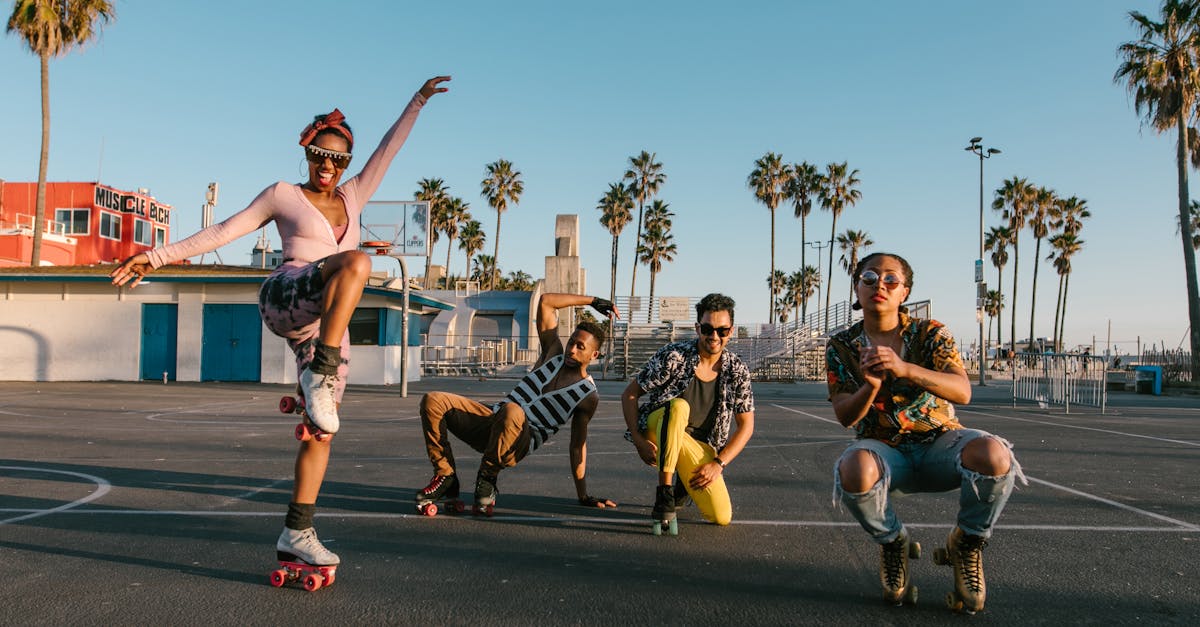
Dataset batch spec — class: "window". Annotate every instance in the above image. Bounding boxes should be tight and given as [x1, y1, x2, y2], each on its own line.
[134, 219, 153, 245]
[55, 208, 90, 235]
[348, 308, 380, 345]
[154, 226, 166, 248]
[99, 212, 122, 240]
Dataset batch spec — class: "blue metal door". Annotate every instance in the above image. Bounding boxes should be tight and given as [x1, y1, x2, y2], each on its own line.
[201, 304, 262, 381]
[141, 304, 178, 381]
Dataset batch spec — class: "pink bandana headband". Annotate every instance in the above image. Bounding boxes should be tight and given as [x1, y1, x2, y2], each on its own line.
[299, 108, 354, 147]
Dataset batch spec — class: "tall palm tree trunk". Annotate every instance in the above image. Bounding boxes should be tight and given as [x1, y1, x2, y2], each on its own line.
[609, 234, 620, 307]
[1059, 273, 1071, 349]
[629, 201, 644, 305]
[824, 219, 836, 330]
[800, 217, 808, 320]
[444, 240, 453, 288]
[768, 208, 776, 325]
[491, 210, 502, 290]
[996, 267, 1004, 354]
[1010, 238, 1020, 356]
[31, 52, 51, 267]
[1028, 236, 1043, 350]
[1175, 110, 1200, 380]
[1052, 273, 1065, 351]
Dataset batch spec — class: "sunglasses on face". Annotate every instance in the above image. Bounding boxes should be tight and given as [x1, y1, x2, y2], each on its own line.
[305, 145, 353, 169]
[858, 270, 906, 288]
[698, 323, 734, 338]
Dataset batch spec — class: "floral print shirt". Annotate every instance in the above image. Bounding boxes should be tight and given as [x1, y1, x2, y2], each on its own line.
[635, 340, 755, 449]
[826, 313, 965, 443]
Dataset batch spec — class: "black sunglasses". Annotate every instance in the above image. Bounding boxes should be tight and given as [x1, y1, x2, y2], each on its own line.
[698, 323, 733, 338]
[305, 145, 353, 169]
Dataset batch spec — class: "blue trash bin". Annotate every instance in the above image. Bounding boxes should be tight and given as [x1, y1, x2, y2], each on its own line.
[1132, 365, 1162, 395]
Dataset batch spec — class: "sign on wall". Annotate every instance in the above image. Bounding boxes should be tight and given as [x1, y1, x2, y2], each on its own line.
[659, 297, 691, 322]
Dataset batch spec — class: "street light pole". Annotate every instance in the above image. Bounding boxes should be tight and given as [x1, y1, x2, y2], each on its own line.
[808, 239, 832, 332]
[965, 138, 1000, 387]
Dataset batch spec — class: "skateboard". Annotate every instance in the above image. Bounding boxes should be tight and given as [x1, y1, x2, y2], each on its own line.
[416, 494, 466, 517]
[885, 540, 921, 606]
[278, 393, 332, 442]
[932, 546, 979, 614]
[269, 558, 337, 592]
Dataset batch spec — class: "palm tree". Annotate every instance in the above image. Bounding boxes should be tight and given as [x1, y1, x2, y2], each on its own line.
[993, 177, 1034, 352]
[458, 219, 486, 287]
[471, 253, 499, 288]
[1178, 200, 1200, 248]
[623, 151, 666, 305]
[637, 200, 677, 323]
[1116, 0, 1200, 379]
[597, 182, 634, 312]
[414, 177, 450, 287]
[984, 289, 1004, 357]
[748, 152, 791, 324]
[1048, 232, 1084, 351]
[985, 225, 1014, 353]
[837, 228, 874, 304]
[819, 162, 862, 329]
[1026, 185, 1057, 351]
[441, 197, 470, 288]
[480, 159, 524, 290]
[792, 265, 821, 328]
[786, 162, 822, 318]
[506, 270, 534, 291]
[7, 0, 115, 266]
[1050, 196, 1091, 349]
[766, 269, 787, 324]
[775, 290, 794, 325]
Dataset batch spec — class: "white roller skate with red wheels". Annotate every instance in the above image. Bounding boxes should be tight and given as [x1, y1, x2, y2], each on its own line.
[269, 527, 339, 592]
[415, 474, 465, 516]
[278, 390, 332, 443]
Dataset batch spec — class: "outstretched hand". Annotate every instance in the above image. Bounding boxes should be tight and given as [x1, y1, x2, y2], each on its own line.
[590, 297, 620, 319]
[419, 76, 451, 99]
[110, 253, 153, 288]
[579, 495, 617, 509]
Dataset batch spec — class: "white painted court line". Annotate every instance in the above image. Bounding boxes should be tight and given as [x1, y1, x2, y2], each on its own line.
[0, 466, 111, 526]
[772, 404, 840, 425]
[964, 409, 1200, 447]
[0, 508, 1193, 533]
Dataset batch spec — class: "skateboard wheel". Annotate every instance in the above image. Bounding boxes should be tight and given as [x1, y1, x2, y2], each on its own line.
[303, 573, 324, 592]
[269, 569, 288, 587]
[279, 396, 296, 414]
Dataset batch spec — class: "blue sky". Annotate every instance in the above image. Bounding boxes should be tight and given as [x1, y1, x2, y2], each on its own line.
[0, 0, 1184, 355]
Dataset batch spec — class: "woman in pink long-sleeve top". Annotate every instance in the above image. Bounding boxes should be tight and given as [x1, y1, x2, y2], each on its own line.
[111, 75, 450, 567]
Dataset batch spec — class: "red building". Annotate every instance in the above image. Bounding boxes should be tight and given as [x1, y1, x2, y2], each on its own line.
[0, 180, 172, 266]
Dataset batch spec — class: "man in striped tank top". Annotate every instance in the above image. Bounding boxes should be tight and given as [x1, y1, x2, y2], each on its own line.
[417, 293, 621, 515]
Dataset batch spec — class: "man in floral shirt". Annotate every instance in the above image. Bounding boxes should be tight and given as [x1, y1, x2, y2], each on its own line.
[621, 293, 755, 534]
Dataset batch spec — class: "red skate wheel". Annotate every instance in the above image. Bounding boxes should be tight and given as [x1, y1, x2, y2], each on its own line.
[295, 423, 312, 441]
[451, 500, 466, 514]
[269, 569, 288, 587]
[303, 573, 324, 592]
[279, 396, 296, 414]
[324, 570, 336, 586]
[484, 504, 494, 517]
[424, 503, 438, 517]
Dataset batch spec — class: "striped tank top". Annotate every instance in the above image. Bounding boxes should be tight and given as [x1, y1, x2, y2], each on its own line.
[500, 354, 597, 451]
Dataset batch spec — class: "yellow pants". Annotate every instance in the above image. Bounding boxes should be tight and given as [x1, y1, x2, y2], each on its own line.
[646, 398, 732, 525]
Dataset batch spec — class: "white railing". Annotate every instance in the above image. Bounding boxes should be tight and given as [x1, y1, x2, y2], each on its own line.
[1011, 352, 1108, 413]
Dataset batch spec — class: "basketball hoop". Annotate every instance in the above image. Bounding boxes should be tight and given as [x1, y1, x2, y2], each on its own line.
[360, 240, 394, 256]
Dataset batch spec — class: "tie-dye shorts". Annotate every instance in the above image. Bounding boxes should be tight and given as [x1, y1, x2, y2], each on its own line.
[258, 259, 350, 401]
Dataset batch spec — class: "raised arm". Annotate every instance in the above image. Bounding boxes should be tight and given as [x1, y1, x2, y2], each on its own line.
[347, 76, 450, 201]
[533, 293, 619, 365]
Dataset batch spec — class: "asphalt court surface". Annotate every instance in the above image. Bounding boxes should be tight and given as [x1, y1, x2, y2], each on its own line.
[1, 377, 1198, 625]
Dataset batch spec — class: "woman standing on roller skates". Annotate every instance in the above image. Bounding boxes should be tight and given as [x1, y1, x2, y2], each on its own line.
[826, 252, 1024, 613]
[111, 75, 450, 570]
